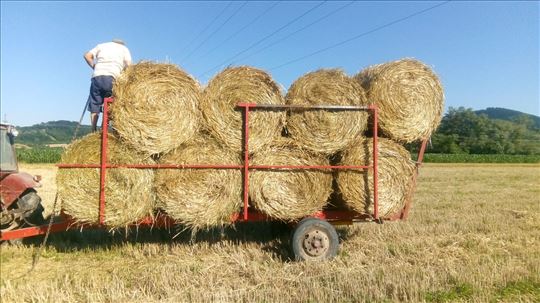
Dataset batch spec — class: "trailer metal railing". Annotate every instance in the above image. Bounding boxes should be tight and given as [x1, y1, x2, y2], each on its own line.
[1, 97, 428, 241]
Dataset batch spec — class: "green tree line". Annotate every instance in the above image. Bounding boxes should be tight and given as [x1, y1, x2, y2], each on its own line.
[428, 107, 540, 155]
[14, 107, 540, 163]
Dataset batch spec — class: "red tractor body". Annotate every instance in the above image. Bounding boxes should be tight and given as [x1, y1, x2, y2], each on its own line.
[0, 124, 44, 234]
[1, 172, 41, 208]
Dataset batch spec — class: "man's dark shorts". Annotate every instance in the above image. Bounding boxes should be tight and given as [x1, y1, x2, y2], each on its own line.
[87, 75, 114, 113]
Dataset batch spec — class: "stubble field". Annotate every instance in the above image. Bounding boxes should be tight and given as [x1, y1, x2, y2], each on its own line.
[1, 163, 539, 302]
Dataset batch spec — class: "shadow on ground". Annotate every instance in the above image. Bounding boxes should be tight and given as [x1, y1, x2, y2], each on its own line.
[15, 216, 358, 262]
[16, 221, 299, 260]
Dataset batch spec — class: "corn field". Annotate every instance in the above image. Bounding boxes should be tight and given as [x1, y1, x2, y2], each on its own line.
[15, 147, 540, 164]
[16, 147, 63, 163]
[420, 153, 540, 163]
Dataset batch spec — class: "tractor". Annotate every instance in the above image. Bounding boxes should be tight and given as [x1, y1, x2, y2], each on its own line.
[0, 123, 45, 237]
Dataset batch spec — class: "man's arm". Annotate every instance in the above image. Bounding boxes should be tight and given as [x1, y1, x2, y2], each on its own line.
[84, 52, 95, 69]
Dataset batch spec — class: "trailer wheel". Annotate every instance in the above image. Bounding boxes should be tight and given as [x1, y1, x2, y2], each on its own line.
[291, 217, 339, 261]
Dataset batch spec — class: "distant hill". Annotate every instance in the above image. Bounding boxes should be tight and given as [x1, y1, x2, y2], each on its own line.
[475, 107, 540, 129]
[15, 120, 92, 146]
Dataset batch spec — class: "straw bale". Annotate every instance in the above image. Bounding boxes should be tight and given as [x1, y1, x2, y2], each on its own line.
[56, 132, 155, 228]
[354, 58, 444, 142]
[112, 61, 202, 156]
[286, 69, 369, 154]
[337, 138, 416, 217]
[200, 66, 285, 153]
[249, 141, 333, 221]
[154, 136, 242, 230]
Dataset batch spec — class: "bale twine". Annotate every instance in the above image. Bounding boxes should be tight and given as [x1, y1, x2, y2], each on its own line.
[249, 141, 333, 221]
[337, 138, 416, 217]
[111, 61, 202, 156]
[286, 69, 369, 154]
[154, 136, 242, 230]
[354, 58, 444, 142]
[56, 132, 155, 228]
[200, 66, 285, 153]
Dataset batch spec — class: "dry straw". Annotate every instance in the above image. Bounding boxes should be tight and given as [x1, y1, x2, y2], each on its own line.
[337, 138, 416, 217]
[354, 58, 444, 143]
[285, 69, 369, 154]
[200, 66, 285, 153]
[249, 140, 333, 221]
[112, 61, 202, 156]
[154, 136, 242, 230]
[57, 132, 155, 228]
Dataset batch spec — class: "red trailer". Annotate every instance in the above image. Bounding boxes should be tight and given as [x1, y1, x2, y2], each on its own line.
[0, 98, 428, 261]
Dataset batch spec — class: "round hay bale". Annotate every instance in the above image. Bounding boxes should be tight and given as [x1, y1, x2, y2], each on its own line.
[337, 138, 416, 217]
[354, 58, 444, 142]
[200, 66, 285, 153]
[249, 141, 333, 221]
[111, 61, 202, 156]
[56, 132, 155, 228]
[286, 69, 369, 154]
[154, 136, 242, 230]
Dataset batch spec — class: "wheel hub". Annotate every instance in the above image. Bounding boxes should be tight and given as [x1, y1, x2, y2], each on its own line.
[303, 230, 329, 257]
[0, 212, 19, 232]
[0, 212, 13, 226]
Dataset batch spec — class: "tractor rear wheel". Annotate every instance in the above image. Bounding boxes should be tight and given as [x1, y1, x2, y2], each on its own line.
[18, 191, 45, 226]
[1, 191, 45, 245]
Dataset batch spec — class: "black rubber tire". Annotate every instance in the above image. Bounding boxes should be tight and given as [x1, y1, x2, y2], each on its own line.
[1, 192, 44, 245]
[26, 203, 45, 226]
[19, 192, 45, 226]
[291, 217, 339, 261]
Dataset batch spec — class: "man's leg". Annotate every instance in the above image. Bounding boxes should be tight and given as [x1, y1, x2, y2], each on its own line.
[87, 77, 103, 132]
[94, 76, 113, 132]
[90, 112, 100, 132]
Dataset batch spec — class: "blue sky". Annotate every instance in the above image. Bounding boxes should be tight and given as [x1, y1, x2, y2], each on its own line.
[1, 1, 538, 126]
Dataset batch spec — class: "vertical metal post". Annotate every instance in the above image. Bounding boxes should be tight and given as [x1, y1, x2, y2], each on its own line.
[416, 139, 428, 164]
[400, 138, 429, 220]
[98, 97, 111, 225]
[243, 105, 250, 220]
[372, 105, 379, 220]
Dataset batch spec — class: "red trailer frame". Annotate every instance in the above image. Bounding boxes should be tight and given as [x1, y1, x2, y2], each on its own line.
[0, 98, 428, 241]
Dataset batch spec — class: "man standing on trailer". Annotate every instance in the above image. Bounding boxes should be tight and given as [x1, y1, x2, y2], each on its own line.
[84, 39, 132, 131]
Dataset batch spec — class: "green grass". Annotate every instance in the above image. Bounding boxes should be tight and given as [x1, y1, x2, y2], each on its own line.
[15, 145, 540, 164]
[492, 278, 540, 302]
[424, 278, 540, 302]
[418, 153, 540, 163]
[16, 147, 63, 163]
[425, 282, 474, 302]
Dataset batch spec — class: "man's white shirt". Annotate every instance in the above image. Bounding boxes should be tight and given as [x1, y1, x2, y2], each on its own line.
[89, 42, 132, 78]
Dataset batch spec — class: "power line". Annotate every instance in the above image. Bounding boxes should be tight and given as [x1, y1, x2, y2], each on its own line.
[182, 1, 248, 63]
[178, 2, 233, 58]
[196, 2, 280, 60]
[198, 1, 327, 78]
[269, 1, 451, 71]
[234, 1, 354, 64]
